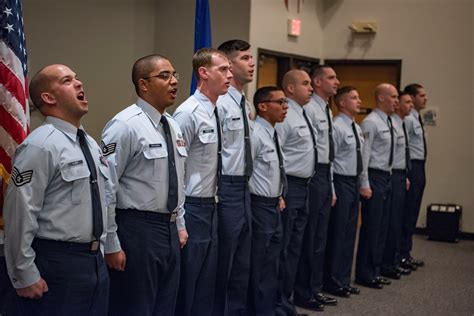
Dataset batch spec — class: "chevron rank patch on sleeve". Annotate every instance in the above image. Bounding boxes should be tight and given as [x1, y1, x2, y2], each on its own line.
[101, 141, 117, 156]
[11, 167, 34, 187]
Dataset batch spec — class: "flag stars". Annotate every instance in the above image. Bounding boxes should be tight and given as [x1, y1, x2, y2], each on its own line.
[4, 24, 14, 33]
[3, 7, 13, 17]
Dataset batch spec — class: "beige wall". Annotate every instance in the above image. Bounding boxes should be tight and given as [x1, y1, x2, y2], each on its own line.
[155, 0, 250, 111]
[248, 0, 324, 97]
[24, 0, 250, 137]
[24, 0, 158, 138]
[21, 0, 474, 232]
[320, 0, 474, 232]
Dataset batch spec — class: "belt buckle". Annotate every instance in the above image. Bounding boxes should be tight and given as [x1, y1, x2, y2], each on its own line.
[170, 212, 177, 223]
[90, 240, 99, 253]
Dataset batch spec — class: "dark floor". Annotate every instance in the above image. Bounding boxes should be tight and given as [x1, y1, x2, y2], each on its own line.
[297, 235, 474, 315]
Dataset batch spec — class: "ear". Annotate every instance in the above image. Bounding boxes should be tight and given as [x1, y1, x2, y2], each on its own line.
[41, 92, 56, 106]
[287, 84, 295, 95]
[257, 102, 267, 113]
[138, 78, 148, 93]
[198, 67, 208, 81]
[313, 77, 321, 88]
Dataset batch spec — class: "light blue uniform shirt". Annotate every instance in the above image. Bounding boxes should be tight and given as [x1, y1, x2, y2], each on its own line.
[173, 90, 219, 198]
[4, 117, 111, 289]
[217, 85, 254, 176]
[332, 113, 364, 176]
[275, 98, 316, 178]
[404, 109, 425, 160]
[360, 108, 393, 188]
[249, 116, 283, 198]
[391, 114, 408, 170]
[305, 93, 333, 164]
[101, 98, 187, 253]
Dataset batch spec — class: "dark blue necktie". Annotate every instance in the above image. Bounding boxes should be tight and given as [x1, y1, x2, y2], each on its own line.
[161, 116, 178, 212]
[77, 129, 103, 242]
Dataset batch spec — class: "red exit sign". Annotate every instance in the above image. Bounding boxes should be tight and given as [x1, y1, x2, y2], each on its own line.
[288, 19, 301, 37]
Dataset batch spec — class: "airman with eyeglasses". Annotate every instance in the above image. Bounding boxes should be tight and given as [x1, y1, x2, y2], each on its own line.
[102, 54, 187, 316]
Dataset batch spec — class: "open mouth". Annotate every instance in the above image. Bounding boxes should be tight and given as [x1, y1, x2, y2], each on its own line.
[170, 88, 177, 98]
[77, 91, 86, 102]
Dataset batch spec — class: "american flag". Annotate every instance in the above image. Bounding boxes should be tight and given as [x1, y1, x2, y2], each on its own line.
[0, 0, 29, 220]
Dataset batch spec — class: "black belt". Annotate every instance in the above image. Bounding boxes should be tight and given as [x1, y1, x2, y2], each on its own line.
[220, 175, 248, 183]
[250, 194, 280, 205]
[411, 159, 425, 164]
[368, 168, 391, 176]
[116, 208, 177, 223]
[287, 175, 311, 184]
[333, 173, 358, 180]
[392, 169, 407, 175]
[32, 238, 100, 254]
[185, 196, 217, 204]
[316, 163, 331, 176]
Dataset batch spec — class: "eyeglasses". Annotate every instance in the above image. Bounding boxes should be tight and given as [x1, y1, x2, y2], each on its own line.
[261, 98, 289, 106]
[143, 71, 179, 81]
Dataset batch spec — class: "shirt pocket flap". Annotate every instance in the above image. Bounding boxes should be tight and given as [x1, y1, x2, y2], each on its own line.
[226, 116, 244, 131]
[379, 129, 391, 139]
[143, 145, 168, 159]
[60, 160, 90, 182]
[98, 164, 109, 180]
[414, 125, 423, 135]
[177, 146, 188, 157]
[297, 126, 310, 137]
[317, 119, 329, 131]
[199, 128, 218, 143]
[262, 150, 278, 162]
[345, 134, 356, 144]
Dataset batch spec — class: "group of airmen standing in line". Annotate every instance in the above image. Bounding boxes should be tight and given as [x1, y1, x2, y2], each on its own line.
[0, 39, 428, 316]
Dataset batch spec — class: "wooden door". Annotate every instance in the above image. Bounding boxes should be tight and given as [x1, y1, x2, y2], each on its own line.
[257, 49, 319, 89]
[325, 60, 401, 124]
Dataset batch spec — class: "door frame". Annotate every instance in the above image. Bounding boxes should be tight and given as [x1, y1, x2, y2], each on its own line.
[324, 59, 402, 90]
[257, 48, 320, 88]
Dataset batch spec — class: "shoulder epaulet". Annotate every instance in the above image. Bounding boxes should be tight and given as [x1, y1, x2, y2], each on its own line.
[114, 104, 143, 122]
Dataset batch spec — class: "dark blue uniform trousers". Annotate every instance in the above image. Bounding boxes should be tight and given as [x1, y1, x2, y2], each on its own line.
[176, 197, 217, 316]
[295, 164, 332, 300]
[276, 176, 309, 316]
[401, 160, 425, 260]
[214, 176, 252, 316]
[248, 195, 283, 316]
[356, 169, 392, 281]
[16, 238, 109, 316]
[0, 254, 17, 315]
[108, 209, 180, 316]
[324, 174, 360, 290]
[382, 169, 407, 270]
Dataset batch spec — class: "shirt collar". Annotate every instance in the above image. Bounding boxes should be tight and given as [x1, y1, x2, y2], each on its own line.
[194, 89, 216, 117]
[411, 108, 420, 118]
[393, 113, 403, 125]
[136, 97, 163, 128]
[374, 108, 389, 121]
[288, 98, 303, 115]
[338, 112, 354, 126]
[256, 115, 275, 137]
[311, 93, 327, 109]
[45, 116, 82, 142]
[227, 85, 244, 105]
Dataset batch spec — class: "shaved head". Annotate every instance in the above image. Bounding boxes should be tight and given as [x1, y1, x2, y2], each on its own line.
[375, 83, 398, 114]
[282, 69, 313, 106]
[374, 83, 394, 100]
[29, 64, 64, 110]
[282, 70, 305, 92]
